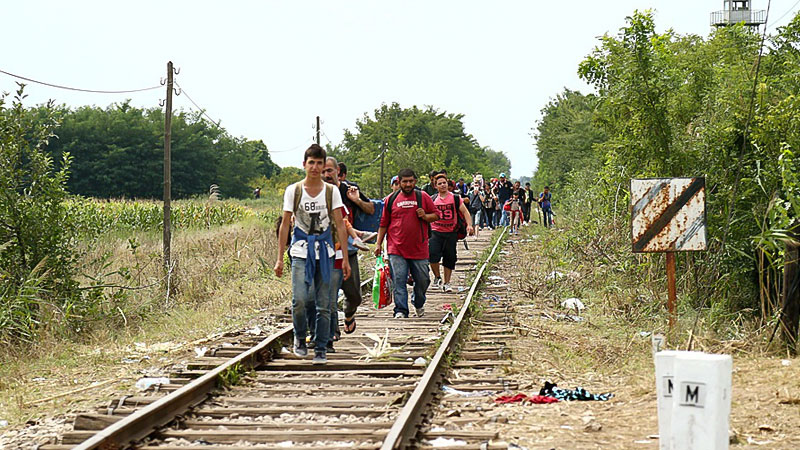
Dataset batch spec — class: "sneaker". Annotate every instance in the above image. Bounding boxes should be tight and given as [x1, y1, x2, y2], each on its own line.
[293, 339, 308, 358]
[360, 231, 378, 243]
[326, 341, 336, 353]
[352, 237, 370, 251]
[415, 307, 425, 317]
[312, 350, 327, 365]
[443, 283, 453, 293]
[394, 312, 407, 319]
[433, 277, 442, 288]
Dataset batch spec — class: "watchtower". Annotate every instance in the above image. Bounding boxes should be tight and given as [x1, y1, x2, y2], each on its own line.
[710, 1, 767, 27]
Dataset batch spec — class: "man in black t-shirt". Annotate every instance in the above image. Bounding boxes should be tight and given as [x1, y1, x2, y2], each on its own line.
[523, 182, 535, 223]
[496, 173, 513, 226]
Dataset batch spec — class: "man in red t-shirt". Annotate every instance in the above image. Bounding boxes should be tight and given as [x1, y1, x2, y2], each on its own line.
[429, 175, 473, 293]
[374, 168, 439, 318]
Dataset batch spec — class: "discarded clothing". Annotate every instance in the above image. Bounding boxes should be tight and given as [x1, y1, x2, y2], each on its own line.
[494, 393, 560, 404]
[293, 227, 333, 286]
[539, 381, 613, 401]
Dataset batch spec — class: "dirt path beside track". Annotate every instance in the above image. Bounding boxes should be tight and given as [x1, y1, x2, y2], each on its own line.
[480, 225, 800, 449]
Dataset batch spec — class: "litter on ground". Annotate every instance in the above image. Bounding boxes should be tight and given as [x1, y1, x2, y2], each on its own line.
[135, 377, 170, 391]
[561, 298, 585, 311]
[428, 437, 468, 447]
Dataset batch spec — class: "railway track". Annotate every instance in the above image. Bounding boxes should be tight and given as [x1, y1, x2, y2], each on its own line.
[42, 228, 512, 450]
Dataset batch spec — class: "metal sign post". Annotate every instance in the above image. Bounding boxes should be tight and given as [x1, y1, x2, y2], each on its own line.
[632, 177, 707, 337]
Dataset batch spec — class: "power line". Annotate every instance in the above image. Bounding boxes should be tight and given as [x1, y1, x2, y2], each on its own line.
[173, 81, 221, 126]
[270, 138, 314, 153]
[0, 68, 161, 94]
[769, 0, 800, 28]
[348, 146, 387, 169]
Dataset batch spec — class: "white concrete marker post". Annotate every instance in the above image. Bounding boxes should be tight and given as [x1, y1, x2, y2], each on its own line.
[651, 333, 666, 356]
[654, 350, 689, 450]
[670, 352, 732, 450]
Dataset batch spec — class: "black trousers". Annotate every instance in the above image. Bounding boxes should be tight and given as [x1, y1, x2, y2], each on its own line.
[340, 252, 361, 318]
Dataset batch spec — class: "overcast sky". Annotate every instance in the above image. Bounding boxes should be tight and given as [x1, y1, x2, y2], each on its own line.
[2, 1, 797, 178]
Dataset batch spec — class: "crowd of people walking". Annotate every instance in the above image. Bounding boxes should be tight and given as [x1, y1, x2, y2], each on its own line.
[274, 144, 553, 364]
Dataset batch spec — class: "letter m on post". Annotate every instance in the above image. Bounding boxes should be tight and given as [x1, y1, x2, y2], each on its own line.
[679, 382, 706, 408]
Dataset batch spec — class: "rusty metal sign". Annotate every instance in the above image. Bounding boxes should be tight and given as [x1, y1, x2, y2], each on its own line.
[631, 177, 707, 253]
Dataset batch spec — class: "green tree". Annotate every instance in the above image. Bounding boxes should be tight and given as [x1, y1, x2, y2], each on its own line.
[559, 9, 800, 313]
[0, 85, 79, 343]
[215, 136, 264, 198]
[335, 102, 510, 195]
[43, 104, 281, 199]
[533, 89, 605, 189]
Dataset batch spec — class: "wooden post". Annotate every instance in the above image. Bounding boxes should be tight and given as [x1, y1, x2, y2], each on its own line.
[666, 252, 677, 335]
[163, 61, 173, 271]
[781, 241, 799, 354]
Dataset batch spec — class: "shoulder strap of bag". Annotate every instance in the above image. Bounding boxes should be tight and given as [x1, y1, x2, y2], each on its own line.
[293, 181, 304, 214]
[326, 184, 337, 244]
[416, 189, 427, 242]
[384, 190, 402, 225]
[326, 184, 333, 217]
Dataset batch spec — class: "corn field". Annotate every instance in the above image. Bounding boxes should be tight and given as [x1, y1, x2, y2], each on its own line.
[69, 198, 276, 236]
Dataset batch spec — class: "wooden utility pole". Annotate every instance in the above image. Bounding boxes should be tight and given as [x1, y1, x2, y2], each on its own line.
[163, 61, 173, 271]
[380, 143, 386, 198]
[666, 252, 677, 335]
[316, 116, 320, 145]
[781, 240, 799, 353]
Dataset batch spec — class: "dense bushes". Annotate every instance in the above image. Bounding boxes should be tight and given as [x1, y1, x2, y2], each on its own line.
[0, 85, 81, 344]
[534, 11, 800, 322]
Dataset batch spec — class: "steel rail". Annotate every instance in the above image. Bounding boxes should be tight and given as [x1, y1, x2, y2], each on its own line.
[380, 227, 508, 449]
[73, 274, 375, 449]
[73, 325, 293, 449]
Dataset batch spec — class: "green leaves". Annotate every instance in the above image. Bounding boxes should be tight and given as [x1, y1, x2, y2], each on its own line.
[335, 102, 511, 195]
[540, 8, 800, 314]
[0, 85, 79, 344]
[42, 104, 278, 199]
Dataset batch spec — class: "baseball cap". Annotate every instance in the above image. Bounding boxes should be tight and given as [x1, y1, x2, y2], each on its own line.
[391, 175, 399, 184]
[499, 173, 506, 178]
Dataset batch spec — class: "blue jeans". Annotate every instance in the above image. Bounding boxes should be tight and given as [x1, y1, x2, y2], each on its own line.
[542, 206, 553, 228]
[388, 255, 430, 317]
[493, 209, 501, 227]
[308, 266, 342, 345]
[500, 210, 510, 226]
[483, 208, 494, 228]
[291, 256, 333, 350]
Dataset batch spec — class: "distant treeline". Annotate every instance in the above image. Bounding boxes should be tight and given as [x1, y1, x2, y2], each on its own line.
[40, 101, 280, 199]
[330, 102, 512, 195]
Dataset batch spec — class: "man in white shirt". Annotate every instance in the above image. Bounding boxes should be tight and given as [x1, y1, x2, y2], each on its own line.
[274, 144, 350, 364]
